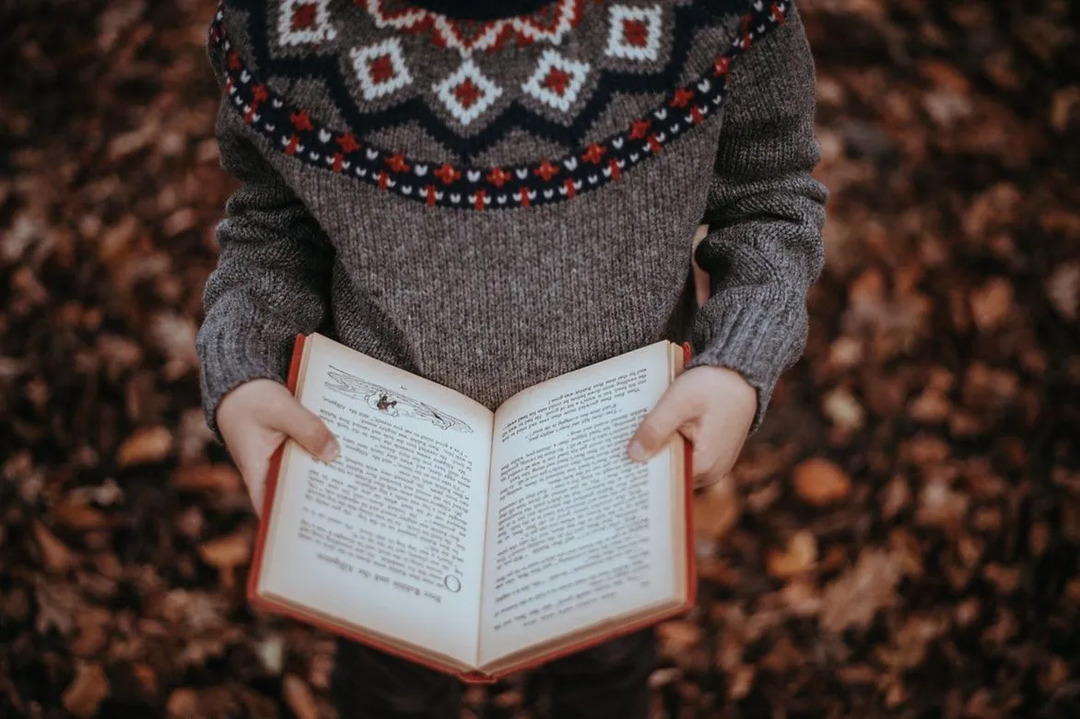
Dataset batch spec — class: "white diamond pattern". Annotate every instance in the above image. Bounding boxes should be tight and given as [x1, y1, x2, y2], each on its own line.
[350, 37, 413, 101]
[521, 49, 591, 114]
[433, 60, 503, 126]
[604, 4, 663, 62]
[277, 0, 336, 47]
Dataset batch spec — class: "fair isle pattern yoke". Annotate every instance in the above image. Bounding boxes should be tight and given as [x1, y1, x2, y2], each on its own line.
[208, 0, 793, 210]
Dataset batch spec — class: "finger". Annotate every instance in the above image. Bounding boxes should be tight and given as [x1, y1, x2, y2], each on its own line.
[628, 383, 700, 462]
[266, 399, 339, 462]
[692, 451, 730, 489]
[690, 434, 723, 481]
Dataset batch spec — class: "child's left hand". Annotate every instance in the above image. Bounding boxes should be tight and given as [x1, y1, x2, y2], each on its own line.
[626, 365, 757, 488]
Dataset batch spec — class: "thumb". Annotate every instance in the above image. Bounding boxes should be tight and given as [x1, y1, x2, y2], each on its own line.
[627, 382, 695, 462]
[266, 397, 340, 463]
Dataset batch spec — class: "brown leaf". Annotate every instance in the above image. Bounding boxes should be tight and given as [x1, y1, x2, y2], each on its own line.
[33, 521, 79, 573]
[53, 501, 110, 531]
[916, 479, 969, 530]
[692, 475, 739, 541]
[877, 614, 945, 672]
[822, 386, 865, 433]
[72, 608, 111, 657]
[116, 425, 173, 467]
[1046, 262, 1080, 321]
[779, 578, 822, 617]
[792, 458, 851, 506]
[969, 277, 1013, 331]
[197, 529, 253, 589]
[880, 475, 912, 520]
[767, 531, 818, 580]
[61, 662, 110, 718]
[728, 665, 755, 700]
[657, 620, 701, 656]
[166, 688, 199, 718]
[1039, 655, 1070, 693]
[982, 562, 1021, 594]
[282, 674, 318, 719]
[130, 663, 158, 698]
[1050, 86, 1080, 134]
[172, 464, 242, 494]
[821, 548, 901, 633]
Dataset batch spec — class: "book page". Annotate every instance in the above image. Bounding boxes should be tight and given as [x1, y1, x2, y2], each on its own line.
[477, 341, 680, 665]
[259, 334, 494, 666]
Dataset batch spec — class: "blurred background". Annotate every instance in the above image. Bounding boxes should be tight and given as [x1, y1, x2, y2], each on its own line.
[1, 0, 1078, 716]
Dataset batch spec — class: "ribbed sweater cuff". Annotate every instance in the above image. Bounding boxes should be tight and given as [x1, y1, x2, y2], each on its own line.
[684, 289, 804, 436]
[196, 306, 295, 446]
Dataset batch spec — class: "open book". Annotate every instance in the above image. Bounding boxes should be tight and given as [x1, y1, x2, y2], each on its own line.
[248, 332, 695, 683]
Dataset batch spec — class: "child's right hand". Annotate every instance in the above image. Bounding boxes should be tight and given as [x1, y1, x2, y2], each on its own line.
[216, 379, 340, 516]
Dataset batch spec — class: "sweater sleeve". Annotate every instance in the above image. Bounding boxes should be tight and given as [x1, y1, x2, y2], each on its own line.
[685, 4, 827, 436]
[196, 55, 334, 444]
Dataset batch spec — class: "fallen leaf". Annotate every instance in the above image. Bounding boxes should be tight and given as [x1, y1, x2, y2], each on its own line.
[767, 531, 818, 579]
[822, 386, 866, 432]
[61, 663, 109, 718]
[792, 458, 851, 506]
[821, 548, 901, 633]
[197, 529, 253, 589]
[657, 620, 701, 656]
[282, 674, 318, 719]
[33, 521, 79, 573]
[1046, 262, 1079, 320]
[969, 277, 1013, 331]
[916, 479, 969, 530]
[53, 501, 110, 530]
[166, 688, 199, 718]
[172, 464, 243, 494]
[116, 425, 173, 467]
[693, 475, 739, 540]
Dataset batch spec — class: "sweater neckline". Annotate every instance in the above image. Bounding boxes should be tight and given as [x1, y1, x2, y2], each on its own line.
[393, 0, 561, 21]
[211, 0, 794, 210]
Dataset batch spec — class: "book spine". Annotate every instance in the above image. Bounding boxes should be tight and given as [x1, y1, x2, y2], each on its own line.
[246, 333, 308, 606]
[681, 340, 697, 613]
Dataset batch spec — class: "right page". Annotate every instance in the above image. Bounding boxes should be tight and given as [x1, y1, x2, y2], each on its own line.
[477, 340, 684, 666]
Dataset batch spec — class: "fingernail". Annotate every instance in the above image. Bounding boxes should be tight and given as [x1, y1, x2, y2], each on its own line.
[320, 437, 340, 462]
[627, 439, 648, 462]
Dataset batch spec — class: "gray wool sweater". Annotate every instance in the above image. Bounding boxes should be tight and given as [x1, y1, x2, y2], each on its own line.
[196, 0, 826, 444]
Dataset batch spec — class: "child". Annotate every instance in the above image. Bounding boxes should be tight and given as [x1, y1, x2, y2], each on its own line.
[197, 0, 826, 715]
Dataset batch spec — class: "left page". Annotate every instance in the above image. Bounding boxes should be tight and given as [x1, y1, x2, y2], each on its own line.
[257, 333, 494, 667]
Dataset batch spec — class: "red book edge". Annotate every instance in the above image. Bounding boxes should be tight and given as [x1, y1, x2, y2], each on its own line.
[246, 335, 697, 685]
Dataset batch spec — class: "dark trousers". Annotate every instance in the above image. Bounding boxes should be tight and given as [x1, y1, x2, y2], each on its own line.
[330, 627, 657, 718]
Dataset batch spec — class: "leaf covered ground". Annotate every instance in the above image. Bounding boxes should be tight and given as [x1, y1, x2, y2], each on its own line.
[1, 0, 1079, 716]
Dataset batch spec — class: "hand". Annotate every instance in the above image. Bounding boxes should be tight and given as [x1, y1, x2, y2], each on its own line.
[626, 365, 757, 488]
[216, 379, 339, 515]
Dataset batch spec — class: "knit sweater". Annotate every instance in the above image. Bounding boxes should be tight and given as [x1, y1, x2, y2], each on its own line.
[196, 0, 827, 443]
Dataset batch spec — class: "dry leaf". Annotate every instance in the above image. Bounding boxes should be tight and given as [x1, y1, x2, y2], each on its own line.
[657, 620, 701, 656]
[916, 480, 969, 530]
[173, 464, 243, 494]
[197, 529, 253, 589]
[969, 277, 1013, 331]
[821, 548, 901, 633]
[53, 501, 109, 531]
[792, 458, 852, 506]
[822, 386, 866, 432]
[767, 531, 818, 579]
[166, 688, 199, 718]
[282, 674, 318, 719]
[33, 521, 79, 573]
[116, 425, 173, 467]
[693, 475, 739, 540]
[1046, 262, 1080, 320]
[61, 662, 109, 718]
